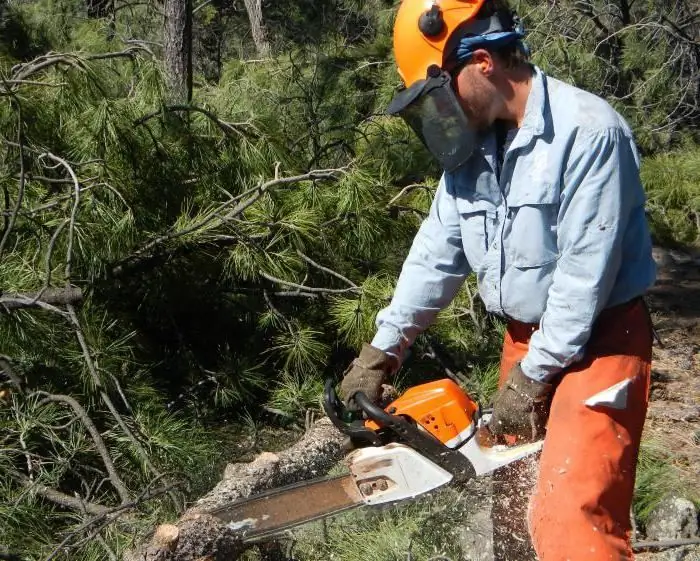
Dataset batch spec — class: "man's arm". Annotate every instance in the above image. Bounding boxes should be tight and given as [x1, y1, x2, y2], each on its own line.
[371, 174, 471, 365]
[521, 127, 649, 381]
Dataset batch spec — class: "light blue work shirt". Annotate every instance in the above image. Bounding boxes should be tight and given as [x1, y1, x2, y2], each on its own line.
[371, 67, 656, 382]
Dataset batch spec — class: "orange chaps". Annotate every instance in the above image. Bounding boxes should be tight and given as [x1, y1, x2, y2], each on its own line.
[498, 298, 652, 561]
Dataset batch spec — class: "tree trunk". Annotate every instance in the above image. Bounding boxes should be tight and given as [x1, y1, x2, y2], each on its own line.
[164, 0, 193, 104]
[242, 0, 271, 57]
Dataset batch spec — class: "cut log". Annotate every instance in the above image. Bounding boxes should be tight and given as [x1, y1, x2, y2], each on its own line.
[125, 417, 345, 561]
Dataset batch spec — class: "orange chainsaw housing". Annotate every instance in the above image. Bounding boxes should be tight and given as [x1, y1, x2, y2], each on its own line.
[365, 379, 478, 445]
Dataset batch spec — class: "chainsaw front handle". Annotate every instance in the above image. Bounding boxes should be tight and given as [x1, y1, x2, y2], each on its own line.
[323, 378, 383, 446]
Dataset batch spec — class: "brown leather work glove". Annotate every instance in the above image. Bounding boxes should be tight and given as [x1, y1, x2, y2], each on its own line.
[488, 362, 553, 442]
[340, 344, 397, 411]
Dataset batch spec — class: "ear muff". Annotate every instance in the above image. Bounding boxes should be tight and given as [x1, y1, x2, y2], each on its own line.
[418, 5, 445, 37]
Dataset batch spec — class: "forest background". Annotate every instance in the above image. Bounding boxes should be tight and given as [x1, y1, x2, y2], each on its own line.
[0, 0, 698, 559]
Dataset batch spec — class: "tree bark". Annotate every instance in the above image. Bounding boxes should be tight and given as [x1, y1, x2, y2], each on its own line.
[242, 0, 271, 57]
[164, 0, 193, 104]
[125, 417, 345, 561]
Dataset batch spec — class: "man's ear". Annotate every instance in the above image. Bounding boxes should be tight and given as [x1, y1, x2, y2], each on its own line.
[470, 49, 495, 77]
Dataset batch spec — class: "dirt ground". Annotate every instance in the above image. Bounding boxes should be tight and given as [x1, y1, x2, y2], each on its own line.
[636, 247, 700, 560]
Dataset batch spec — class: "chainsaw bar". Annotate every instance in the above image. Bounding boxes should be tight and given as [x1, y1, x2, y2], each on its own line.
[206, 474, 363, 541]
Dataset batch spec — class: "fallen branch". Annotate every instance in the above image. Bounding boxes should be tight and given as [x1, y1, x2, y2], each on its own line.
[45, 483, 181, 561]
[632, 537, 700, 551]
[0, 107, 26, 259]
[18, 475, 111, 516]
[64, 303, 182, 510]
[0, 287, 83, 312]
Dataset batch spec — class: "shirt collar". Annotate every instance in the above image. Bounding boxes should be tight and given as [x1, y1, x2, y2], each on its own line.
[508, 65, 547, 151]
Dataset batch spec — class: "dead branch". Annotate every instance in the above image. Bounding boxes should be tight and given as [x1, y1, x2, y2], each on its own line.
[11, 48, 146, 82]
[35, 392, 131, 504]
[0, 107, 26, 259]
[260, 271, 360, 294]
[0, 287, 83, 312]
[0, 356, 24, 392]
[133, 104, 255, 137]
[296, 250, 359, 289]
[126, 417, 345, 561]
[632, 537, 700, 551]
[38, 152, 81, 282]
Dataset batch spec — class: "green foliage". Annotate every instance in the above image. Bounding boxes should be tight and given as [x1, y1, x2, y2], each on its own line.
[641, 146, 700, 246]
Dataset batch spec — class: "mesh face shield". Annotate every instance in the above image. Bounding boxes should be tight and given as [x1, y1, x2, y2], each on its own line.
[387, 68, 477, 172]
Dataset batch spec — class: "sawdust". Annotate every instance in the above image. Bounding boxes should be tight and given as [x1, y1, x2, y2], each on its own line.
[491, 453, 540, 561]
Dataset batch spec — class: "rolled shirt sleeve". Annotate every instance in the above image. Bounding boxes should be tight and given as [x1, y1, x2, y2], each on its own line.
[371, 175, 471, 364]
[520, 127, 646, 381]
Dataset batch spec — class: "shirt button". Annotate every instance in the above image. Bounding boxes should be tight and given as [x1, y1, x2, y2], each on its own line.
[492, 242, 498, 249]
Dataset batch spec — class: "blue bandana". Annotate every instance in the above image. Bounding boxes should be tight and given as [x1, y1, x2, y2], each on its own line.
[454, 30, 528, 66]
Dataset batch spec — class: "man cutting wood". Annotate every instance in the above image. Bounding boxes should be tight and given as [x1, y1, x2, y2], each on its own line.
[340, 0, 657, 559]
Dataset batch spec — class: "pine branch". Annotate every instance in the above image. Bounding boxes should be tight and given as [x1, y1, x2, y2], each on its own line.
[386, 183, 432, 207]
[34, 392, 132, 504]
[44, 482, 181, 561]
[64, 304, 183, 511]
[112, 167, 345, 276]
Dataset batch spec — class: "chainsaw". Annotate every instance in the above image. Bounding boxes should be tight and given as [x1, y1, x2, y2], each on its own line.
[206, 378, 542, 540]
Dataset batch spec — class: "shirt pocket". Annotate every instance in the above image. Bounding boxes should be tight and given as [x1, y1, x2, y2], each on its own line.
[454, 197, 494, 254]
[507, 185, 560, 268]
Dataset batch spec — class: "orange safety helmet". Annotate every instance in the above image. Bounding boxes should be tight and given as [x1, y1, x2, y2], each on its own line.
[393, 0, 488, 88]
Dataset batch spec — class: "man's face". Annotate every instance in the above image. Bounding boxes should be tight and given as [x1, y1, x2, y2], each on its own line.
[451, 54, 499, 131]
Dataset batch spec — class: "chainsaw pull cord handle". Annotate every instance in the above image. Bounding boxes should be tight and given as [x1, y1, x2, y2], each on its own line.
[322, 378, 383, 446]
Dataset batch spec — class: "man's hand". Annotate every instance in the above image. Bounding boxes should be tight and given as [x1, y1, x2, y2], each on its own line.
[488, 363, 553, 442]
[340, 344, 397, 411]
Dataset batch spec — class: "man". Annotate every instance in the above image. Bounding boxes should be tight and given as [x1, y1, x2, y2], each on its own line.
[339, 0, 656, 559]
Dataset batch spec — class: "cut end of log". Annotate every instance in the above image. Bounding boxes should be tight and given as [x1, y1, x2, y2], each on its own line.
[153, 524, 180, 552]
